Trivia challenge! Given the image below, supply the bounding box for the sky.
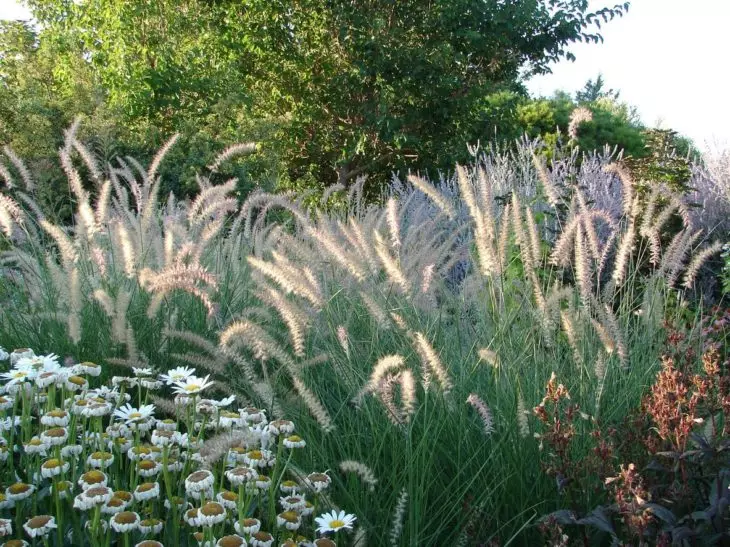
[1,0,728,148]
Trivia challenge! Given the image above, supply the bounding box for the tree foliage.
[3,0,633,198]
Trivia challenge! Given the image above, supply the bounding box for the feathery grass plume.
[112,290,131,344]
[389,312,409,332]
[603,162,635,217]
[165,328,221,358]
[355,355,406,405]
[373,230,410,294]
[591,318,616,356]
[639,185,660,238]
[149,394,178,417]
[247,255,322,309]
[258,286,309,357]
[114,222,136,278]
[2,146,34,191]
[71,137,103,185]
[594,351,607,412]
[457,164,499,277]
[420,263,435,294]
[595,302,628,367]
[320,183,346,207]
[497,202,511,269]
[399,369,416,422]
[219,319,287,365]
[337,325,350,359]
[682,241,723,288]
[188,178,238,225]
[146,262,218,317]
[337,219,377,273]
[93,289,114,318]
[240,190,308,239]
[199,431,248,469]
[560,310,583,367]
[389,488,408,546]
[307,224,369,282]
[550,214,581,266]
[217,343,257,384]
[272,250,324,307]
[376,374,405,426]
[568,106,593,141]
[413,332,452,394]
[466,393,495,436]
[290,374,334,432]
[40,220,77,268]
[146,292,166,319]
[169,352,225,374]
[517,392,530,438]
[574,226,593,306]
[611,221,636,286]
[68,267,82,343]
[576,190,601,260]
[0,193,23,238]
[477,348,499,368]
[662,228,702,287]
[339,460,377,492]
[147,133,180,184]
[524,205,542,266]
[406,173,456,219]
[386,198,401,248]
[532,152,561,207]
[207,142,257,172]
[45,252,70,307]
[0,161,13,188]
[125,325,140,365]
[90,245,108,278]
[359,291,390,329]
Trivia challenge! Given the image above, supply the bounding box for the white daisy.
[249,531,274,547]
[74,361,102,376]
[172,375,215,396]
[159,366,197,385]
[314,510,357,534]
[9,347,34,365]
[305,473,331,493]
[132,367,155,377]
[78,470,108,490]
[6,483,35,501]
[40,458,70,478]
[138,518,164,535]
[234,517,261,535]
[283,435,306,449]
[197,502,227,526]
[82,485,114,506]
[23,515,57,538]
[41,409,70,427]
[114,403,156,424]
[133,482,160,502]
[110,511,140,533]
[185,470,215,494]
[276,511,302,531]
[0,517,12,536]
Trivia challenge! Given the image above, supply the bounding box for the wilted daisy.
[111,511,140,533]
[254,475,272,490]
[0,395,13,411]
[314,510,357,534]
[41,427,69,446]
[216,535,247,547]
[87,451,115,468]
[133,482,160,502]
[81,401,113,417]
[140,378,162,390]
[198,502,227,526]
[35,371,58,389]
[40,458,70,478]
[82,485,114,506]
[234,518,261,535]
[242,407,266,424]
[23,436,50,455]
[0,518,11,536]
[185,470,215,494]
[249,531,275,547]
[280,495,306,512]
[51,480,73,499]
[137,459,162,478]
[78,470,108,490]
[112,376,139,388]
[276,511,302,531]
[6,483,35,502]
[64,374,89,391]
[139,518,164,535]
[136,541,164,547]
[61,444,83,459]
[216,490,238,510]
[305,473,331,493]
[75,361,102,376]
[102,496,129,515]
[23,516,57,538]
[280,480,299,494]
[313,539,337,547]
[184,507,202,527]
[41,409,70,427]
[268,419,295,436]
[283,435,306,449]
[226,466,258,487]
[133,367,155,377]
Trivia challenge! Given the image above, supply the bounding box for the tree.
[15,0,630,195]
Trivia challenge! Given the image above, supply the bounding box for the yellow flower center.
[68,375,86,385]
[185,384,200,392]
[218,536,245,547]
[200,502,225,516]
[26,516,53,529]
[330,519,346,528]
[113,491,132,502]
[137,483,156,492]
[45,428,66,437]
[42,459,62,469]
[114,511,138,524]
[138,460,157,470]
[129,412,142,419]
[82,471,106,484]
[280,510,299,523]
[8,483,30,494]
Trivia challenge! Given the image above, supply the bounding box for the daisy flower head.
[280,495,306,512]
[74,361,102,377]
[276,511,301,531]
[250,531,274,547]
[159,366,197,385]
[102,496,129,515]
[6,483,35,501]
[41,409,70,427]
[9,347,34,365]
[23,437,50,456]
[133,482,160,502]
[87,451,114,469]
[114,403,155,424]
[64,374,89,392]
[139,518,164,535]
[234,518,261,535]
[305,473,331,493]
[23,516,57,538]
[172,375,215,396]
[283,435,306,449]
[40,458,70,478]
[225,466,258,487]
[136,542,164,547]
[268,419,295,436]
[83,485,114,506]
[216,490,238,510]
[16,353,61,374]
[52,480,73,499]
[185,470,215,494]
[133,367,154,377]
[314,510,356,535]
[1,367,33,387]
[78,470,107,490]
[198,502,227,526]
[110,511,140,533]
[314,539,337,547]
[0,518,11,537]
[216,535,246,547]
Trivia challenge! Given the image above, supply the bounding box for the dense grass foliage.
[0,123,728,545]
